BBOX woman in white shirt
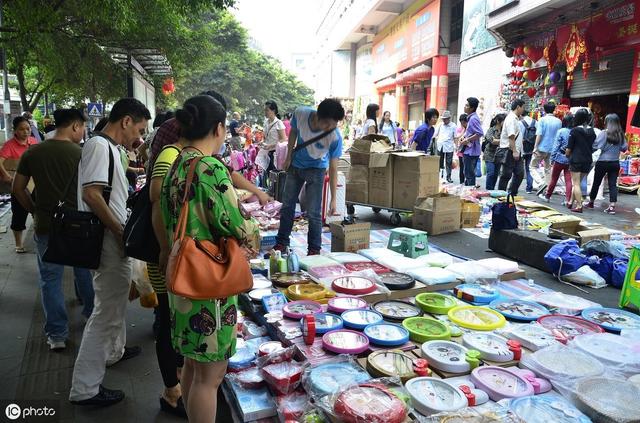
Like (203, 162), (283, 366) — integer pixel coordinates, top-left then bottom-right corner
(262, 100), (287, 176)
(362, 103), (380, 135)
(378, 111), (397, 145)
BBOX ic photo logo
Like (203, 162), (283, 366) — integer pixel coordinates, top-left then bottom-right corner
(5, 404), (20, 420)
(4, 402), (57, 421)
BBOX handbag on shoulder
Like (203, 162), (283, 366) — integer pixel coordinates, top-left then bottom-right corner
(166, 156), (253, 300)
(43, 135), (115, 269)
(123, 183), (160, 263)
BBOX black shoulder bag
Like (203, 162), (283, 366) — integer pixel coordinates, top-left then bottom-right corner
(43, 136), (115, 270)
(123, 145), (180, 263)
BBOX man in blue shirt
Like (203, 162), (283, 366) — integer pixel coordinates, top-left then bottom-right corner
(275, 99), (345, 255)
(460, 97), (484, 186)
(532, 102), (561, 192)
(410, 108), (439, 153)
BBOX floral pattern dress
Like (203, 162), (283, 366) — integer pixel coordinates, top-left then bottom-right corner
(161, 150), (260, 362)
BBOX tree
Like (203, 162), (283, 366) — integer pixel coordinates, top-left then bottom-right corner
(0, 0), (234, 111)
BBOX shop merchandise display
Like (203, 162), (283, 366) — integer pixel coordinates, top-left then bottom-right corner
(470, 366), (537, 401)
(502, 323), (560, 351)
(524, 291), (601, 315)
(489, 299), (550, 321)
(520, 344), (605, 381)
(415, 292), (458, 314)
(536, 314), (604, 343)
(461, 332), (521, 362)
(321, 329), (370, 354)
(376, 272), (416, 290)
(341, 309), (383, 330)
(327, 296), (368, 313)
(303, 358), (371, 396)
(282, 300), (323, 319)
(573, 377), (640, 423)
(453, 284), (500, 304)
(363, 322), (410, 346)
(415, 251), (455, 268)
(579, 306), (640, 332)
(248, 287), (280, 302)
(508, 395), (592, 422)
(331, 276), (377, 295)
(331, 381), (409, 423)
(366, 350), (426, 380)
(421, 340), (481, 373)
(448, 305), (506, 330)
(405, 377), (468, 415)
(407, 267), (458, 285)
(270, 271), (313, 288)
(570, 333), (640, 372)
(372, 300), (421, 321)
(344, 261), (390, 274)
(402, 317), (451, 342)
(286, 283), (335, 302)
(251, 274), (273, 289)
(300, 313), (343, 335)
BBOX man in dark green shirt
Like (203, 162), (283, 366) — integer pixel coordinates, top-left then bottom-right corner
(13, 108), (94, 352)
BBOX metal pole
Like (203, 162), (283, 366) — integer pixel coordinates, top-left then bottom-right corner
(0, 0), (11, 139)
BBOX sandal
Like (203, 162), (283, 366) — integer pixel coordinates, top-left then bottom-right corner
(15, 247), (27, 254)
(570, 206), (583, 213)
(160, 396), (187, 418)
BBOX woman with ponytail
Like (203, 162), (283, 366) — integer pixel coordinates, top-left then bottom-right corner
(262, 100), (286, 176)
(363, 103), (380, 135)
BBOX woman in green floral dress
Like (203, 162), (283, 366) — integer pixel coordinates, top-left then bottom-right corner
(161, 95), (259, 423)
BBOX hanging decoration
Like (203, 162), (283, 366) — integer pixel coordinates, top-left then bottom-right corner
(162, 78), (175, 96)
(582, 24), (593, 80)
(563, 25), (586, 90)
(544, 38), (558, 72)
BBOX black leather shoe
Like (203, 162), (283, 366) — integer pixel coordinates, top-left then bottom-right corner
(71, 385), (124, 406)
(160, 396), (187, 418)
(108, 346), (142, 367)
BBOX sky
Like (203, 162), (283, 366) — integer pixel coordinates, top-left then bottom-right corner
(231, 0), (317, 70)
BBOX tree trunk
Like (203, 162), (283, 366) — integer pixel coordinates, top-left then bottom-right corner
(15, 60), (30, 112)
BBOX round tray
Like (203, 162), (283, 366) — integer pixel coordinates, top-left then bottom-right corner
(228, 347), (256, 371)
(248, 287), (279, 303)
(415, 293), (458, 314)
(462, 332), (515, 362)
(580, 307), (640, 332)
(405, 377), (467, 415)
(363, 323), (410, 347)
(334, 383), (407, 423)
(509, 395), (591, 423)
(537, 315), (604, 343)
(344, 262), (390, 274)
(447, 306), (506, 331)
(341, 309), (383, 330)
(300, 313), (343, 335)
(574, 377), (640, 422)
(453, 283), (499, 304)
(322, 329), (370, 354)
(258, 341), (284, 357)
(372, 300), (421, 321)
(251, 277), (273, 290)
(307, 362), (371, 396)
(470, 366), (534, 402)
(572, 333), (640, 367)
(527, 347), (605, 379)
(271, 272), (313, 288)
(366, 350), (417, 381)
(327, 296), (368, 314)
(421, 340), (480, 374)
(489, 299), (550, 322)
(402, 317), (451, 343)
(377, 272), (416, 290)
(508, 323), (558, 351)
(282, 300), (323, 319)
(287, 283), (332, 301)
(331, 276), (377, 295)
(527, 291), (596, 314)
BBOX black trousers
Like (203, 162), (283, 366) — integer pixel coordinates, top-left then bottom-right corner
(458, 155), (465, 184)
(590, 161), (620, 203)
(497, 149), (525, 195)
(10, 194), (30, 231)
(155, 293), (184, 388)
(439, 152), (453, 180)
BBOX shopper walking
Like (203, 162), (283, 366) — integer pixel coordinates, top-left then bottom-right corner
(460, 97), (483, 186)
(363, 103), (380, 135)
(497, 99), (526, 195)
(0, 116), (38, 253)
(483, 113), (506, 190)
(12, 109), (94, 351)
(435, 110), (456, 183)
(455, 114), (468, 184)
(585, 113), (627, 214)
(411, 108), (439, 153)
(379, 111), (397, 145)
(263, 101), (287, 171)
(565, 108), (596, 213)
(532, 102), (561, 192)
(69, 98), (150, 406)
(161, 95), (259, 422)
(395, 121), (404, 148)
(521, 112), (536, 193)
(540, 113), (574, 206)
(274, 99), (345, 255)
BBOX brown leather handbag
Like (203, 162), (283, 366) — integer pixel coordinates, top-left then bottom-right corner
(166, 156), (253, 300)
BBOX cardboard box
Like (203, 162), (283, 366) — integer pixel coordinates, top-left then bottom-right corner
(346, 181), (368, 204)
(460, 201), (482, 228)
(329, 222), (371, 252)
(392, 153), (440, 210)
(413, 196), (461, 235)
(368, 154), (394, 207)
(349, 135), (393, 166)
(550, 224), (611, 246)
(348, 165), (369, 182)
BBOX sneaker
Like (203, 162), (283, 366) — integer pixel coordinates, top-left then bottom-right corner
(47, 338), (66, 351)
(604, 206), (616, 215)
(583, 201), (594, 209)
(70, 385), (125, 406)
(536, 185), (547, 196)
(538, 193), (550, 203)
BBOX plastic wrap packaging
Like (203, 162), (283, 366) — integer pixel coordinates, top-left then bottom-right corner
(260, 360), (304, 395)
(228, 347), (257, 373)
(407, 267), (458, 285)
(505, 394), (591, 423)
(475, 258), (520, 275)
(307, 264), (350, 280)
(415, 403), (525, 422)
(571, 377), (640, 423)
(241, 320), (268, 339)
(276, 390), (310, 421)
(375, 255), (425, 273)
(568, 333), (640, 377)
(299, 255), (340, 271)
(226, 367), (265, 389)
(325, 252), (371, 264)
(317, 377), (410, 423)
(357, 247), (403, 261)
(256, 345), (297, 367)
(562, 265), (607, 288)
(414, 252), (455, 268)
(301, 355), (371, 398)
(224, 375), (278, 421)
(445, 261), (499, 284)
(523, 291), (601, 315)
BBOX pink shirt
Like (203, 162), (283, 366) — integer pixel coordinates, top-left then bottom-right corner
(0, 137), (37, 160)
(283, 119), (291, 137)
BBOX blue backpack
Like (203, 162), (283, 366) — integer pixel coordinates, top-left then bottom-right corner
(544, 239), (588, 276)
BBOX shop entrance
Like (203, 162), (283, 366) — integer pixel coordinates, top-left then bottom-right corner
(571, 93), (629, 130)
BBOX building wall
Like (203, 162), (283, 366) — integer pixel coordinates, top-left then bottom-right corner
(457, 47), (511, 128)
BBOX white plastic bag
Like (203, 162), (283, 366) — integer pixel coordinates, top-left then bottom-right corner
(563, 265), (607, 289)
(131, 259), (154, 297)
(414, 252), (454, 268)
(407, 267), (458, 285)
(476, 258), (519, 275)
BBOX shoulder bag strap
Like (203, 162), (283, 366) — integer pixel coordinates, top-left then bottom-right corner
(174, 155), (203, 242)
(506, 193), (516, 207)
(292, 129), (334, 153)
(101, 140), (115, 206)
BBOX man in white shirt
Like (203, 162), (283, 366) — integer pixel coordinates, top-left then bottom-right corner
(497, 99), (525, 195)
(435, 110), (457, 183)
(70, 98), (151, 407)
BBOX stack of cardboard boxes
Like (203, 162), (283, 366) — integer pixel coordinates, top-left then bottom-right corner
(413, 194), (462, 235)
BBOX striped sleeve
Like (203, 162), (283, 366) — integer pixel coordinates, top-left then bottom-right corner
(151, 145), (181, 179)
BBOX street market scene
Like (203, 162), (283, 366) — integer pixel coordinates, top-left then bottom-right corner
(1, 0), (640, 422)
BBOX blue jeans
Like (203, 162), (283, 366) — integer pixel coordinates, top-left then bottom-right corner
(485, 161), (501, 190)
(524, 154), (533, 191)
(35, 234), (95, 341)
(463, 155), (479, 186)
(276, 166), (325, 252)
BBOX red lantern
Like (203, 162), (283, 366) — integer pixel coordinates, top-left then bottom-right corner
(527, 69), (540, 81)
(413, 64), (431, 81)
(516, 58), (525, 67)
(527, 87), (536, 98)
(516, 71), (524, 79)
(162, 78), (175, 96)
(528, 47), (543, 63)
(515, 45), (524, 55)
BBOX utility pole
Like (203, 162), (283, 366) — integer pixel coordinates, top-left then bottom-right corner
(0, 0), (10, 140)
